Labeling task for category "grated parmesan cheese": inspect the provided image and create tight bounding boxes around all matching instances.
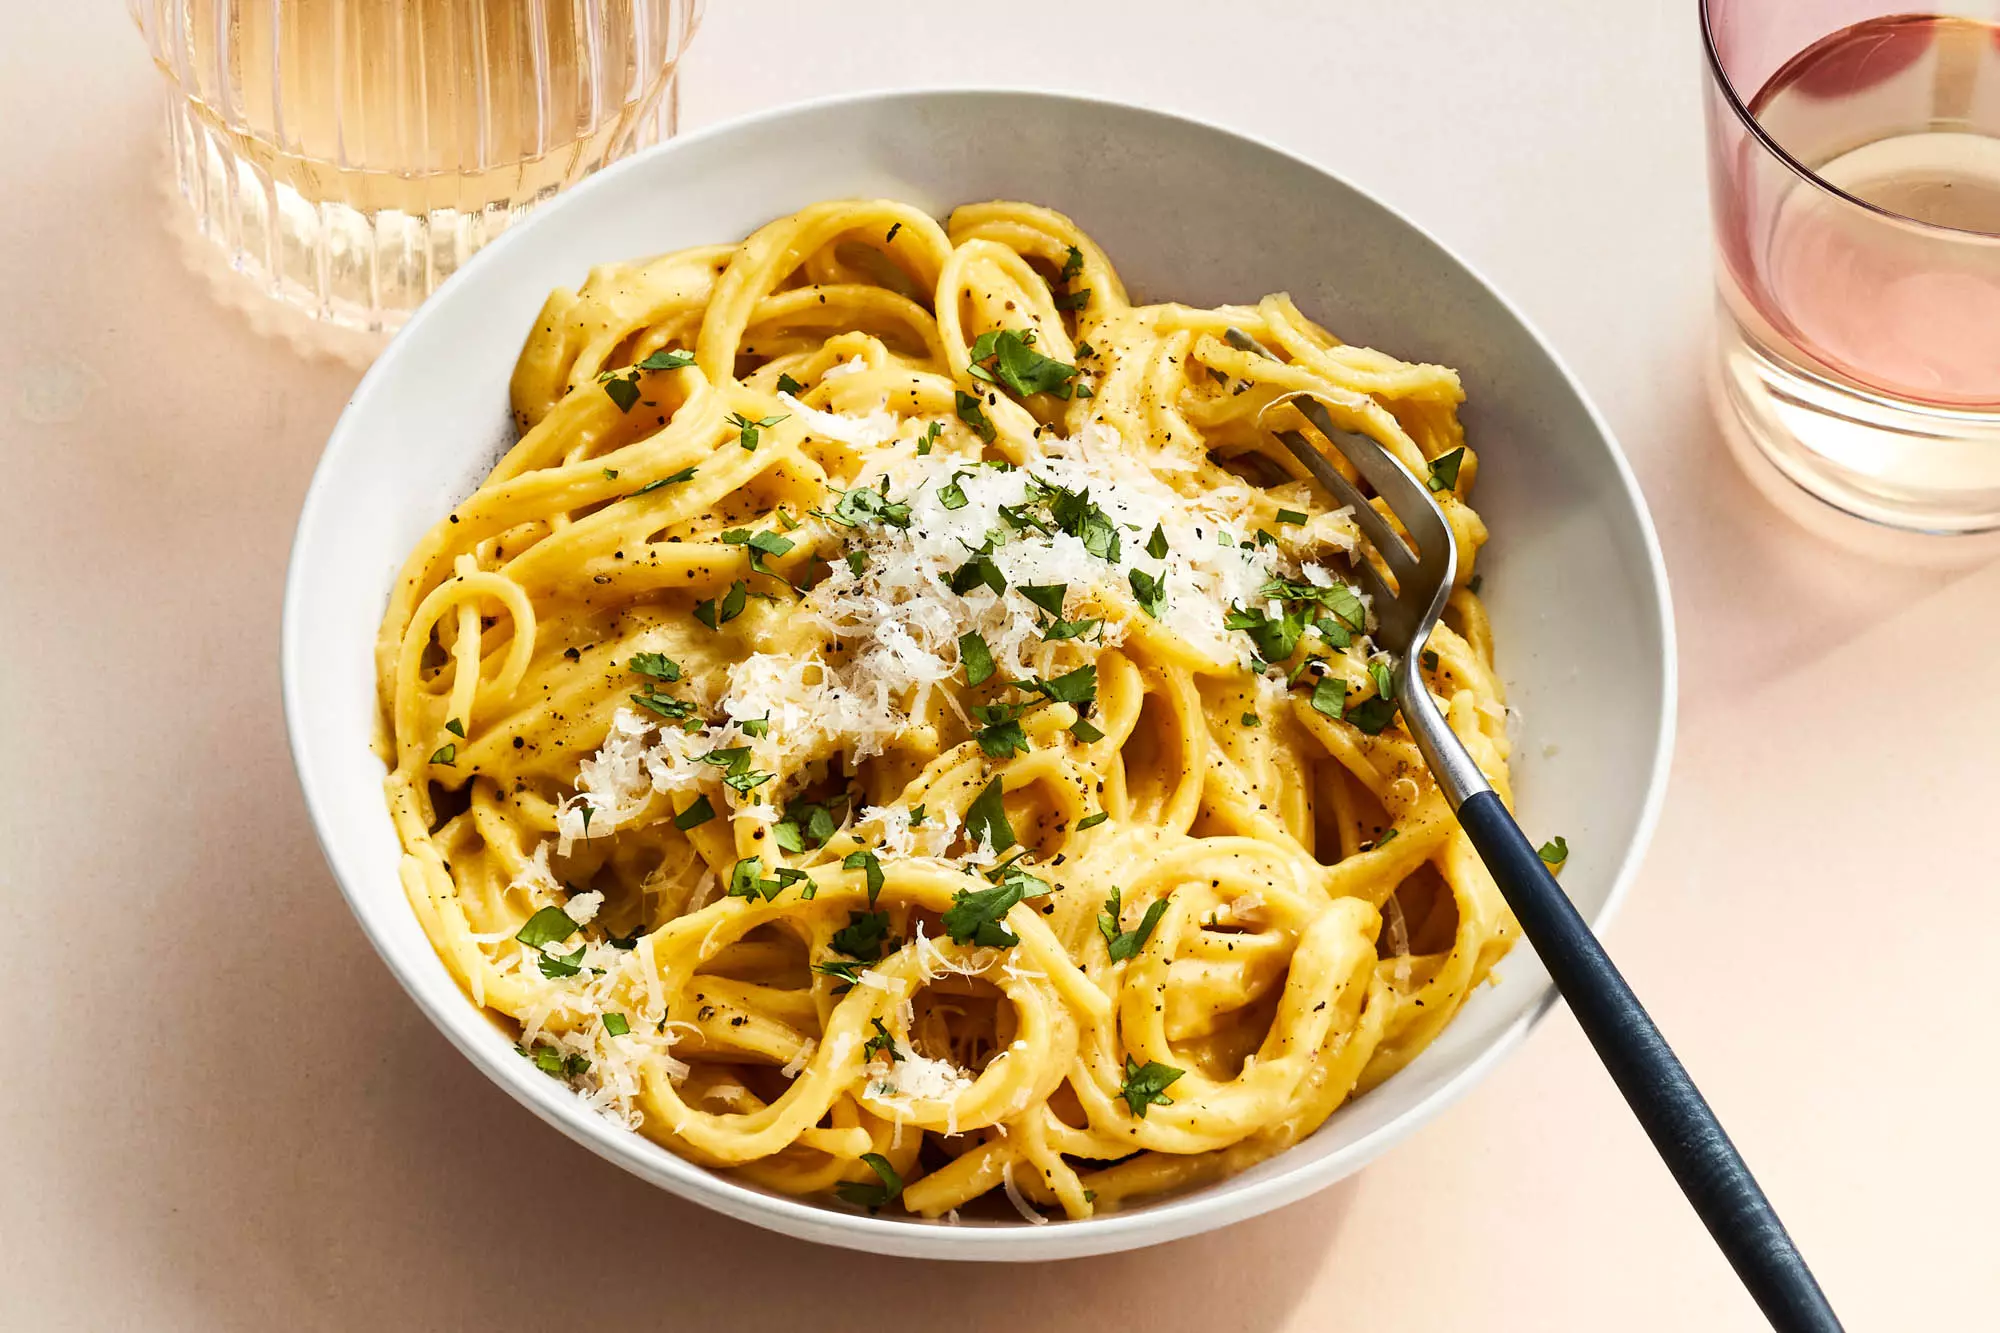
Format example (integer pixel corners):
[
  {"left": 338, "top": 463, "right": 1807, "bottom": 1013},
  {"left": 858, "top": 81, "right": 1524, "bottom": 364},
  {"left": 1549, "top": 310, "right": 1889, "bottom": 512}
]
[
  {"left": 1001, "top": 1162, "right": 1048, "bottom": 1225},
  {"left": 867, "top": 1047, "right": 974, "bottom": 1105},
  {"left": 856, "top": 803, "right": 960, "bottom": 858},
  {"left": 780, "top": 1037, "right": 818, "bottom": 1081},
  {"left": 551, "top": 417, "right": 1369, "bottom": 864},
  {"left": 776, "top": 390, "right": 902, "bottom": 448},
  {"left": 555, "top": 707, "right": 658, "bottom": 854}
]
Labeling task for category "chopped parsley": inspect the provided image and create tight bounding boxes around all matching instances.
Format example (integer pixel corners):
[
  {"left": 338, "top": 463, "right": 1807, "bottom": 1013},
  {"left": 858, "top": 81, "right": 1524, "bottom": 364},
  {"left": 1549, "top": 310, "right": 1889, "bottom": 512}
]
[
  {"left": 444, "top": 718, "right": 465, "bottom": 738},
  {"left": 954, "top": 389, "right": 996, "bottom": 443},
  {"left": 827, "top": 482, "right": 913, "bottom": 529},
  {"left": 1369, "top": 659, "right": 1397, "bottom": 702},
  {"left": 516, "top": 906, "right": 579, "bottom": 949},
  {"left": 727, "top": 858, "right": 813, "bottom": 903},
  {"left": 977, "top": 717, "right": 1030, "bottom": 759},
  {"left": 1230, "top": 573, "right": 1368, "bottom": 663},
  {"left": 629, "top": 465, "right": 697, "bottom": 497},
  {"left": 721, "top": 527, "right": 797, "bottom": 588},
  {"left": 959, "top": 630, "right": 996, "bottom": 686},
  {"left": 693, "top": 579, "right": 748, "bottom": 629},
  {"left": 1049, "top": 484, "right": 1119, "bottom": 560},
  {"left": 948, "top": 550, "right": 1007, "bottom": 597},
  {"left": 727, "top": 855, "right": 772, "bottom": 901},
  {"left": 1224, "top": 603, "right": 1303, "bottom": 664},
  {"left": 1098, "top": 889, "right": 1170, "bottom": 962},
  {"left": 1040, "top": 615, "right": 1099, "bottom": 642},
  {"left": 628, "top": 688, "right": 694, "bottom": 720},
  {"left": 775, "top": 372, "right": 807, "bottom": 396},
  {"left": 1427, "top": 447, "right": 1466, "bottom": 493},
  {"left": 1053, "top": 246, "right": 1091, "bottom": 311},
  {"left": 1075, "top": 811, "right": 1109, "bottom": 831},
  {"left": 536, "top": 942, "right": 585, "bottom": 978},
  {"left": 601, "top": 1012, "right": 631, "bottom": 1037},
  {"left": 698, "top": 744, "right": 772, "bottom": 793},
  {"left": 727, "top": 411, "right": 787, "bottom": 451},
  {"left": 1128, "top": 567, "right": 1165, "bottom": 618},
  {"left": 834, "top": 1153, "right": 903, "bottom": 1212},
  {"left": 916, "top": 421, "right": 941, "bottom": 455},
  {"left": 1310, "top": 676, "right": 1348, "bottom": 720},
  {"left": 1275, "top": 508, "right": 1309, "bottom": 526},
  {"left": 673, "top": 794, "right": 716, "bottom": 831},
  {"left": 937, "top": 473, "right": 970, "bottom": 510},
  {"left": 775, "top": 796, "right": 841, "bottom": 853},
  {"left": 603, "top": 377, "right": 642, "bottom": 412},
  {"left": 597, "top": 350, "right": 693, "bottom": 413},
  {"left": 842, "top": 849, "right": 886, "bottom": 906},
  {"left": 1537, "top": 835, "right": 1569, "bottom": 867},
  {"left": 629, "top": 652, "right": 682, "bottom": 682},
  {"left": 815, "top": 958, "right": 868, "bottom": 989},
  {"left": 1021, "top": 664, "right": 1098, "bottom": 707},
  {"left": 830, "top": 909, "right": 894, "bottom": 961},
  {"left": 1016, "top": 582, "right": 1068, "bottom": 617},
  {"left": 522, "top": 1041, "right": 590, "bottom": 1080},
  {"left": 968, "top": 328, "right": 1081, "bottom": 400},
  {"left": 1119, "top": 1057, "right": 1184, "bottom": 1118},
  {"left": 1145, "top": 523, "right": 1169, "bottom": 560},
  {"left": 964, "top": 778, "right": 1014, "bottom": 855},
  {"left": 429, "top": 743, "right": 457, "bottom": 765},
  {"left": 864, "top": 1017, "right": 899, "bottom": 1064},
  {"left": 942, "top": 877, "right": 1027, "bottom": 948},
  {"left": 1345, "top": 695, "right": 1398, "bottom": 735}
]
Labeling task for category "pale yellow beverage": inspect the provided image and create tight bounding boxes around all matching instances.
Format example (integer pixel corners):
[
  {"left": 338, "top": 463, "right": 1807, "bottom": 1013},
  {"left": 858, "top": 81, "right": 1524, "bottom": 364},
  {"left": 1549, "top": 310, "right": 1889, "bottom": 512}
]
[{"left": 130, "top": 0, "right": 704, "bottom": 330}]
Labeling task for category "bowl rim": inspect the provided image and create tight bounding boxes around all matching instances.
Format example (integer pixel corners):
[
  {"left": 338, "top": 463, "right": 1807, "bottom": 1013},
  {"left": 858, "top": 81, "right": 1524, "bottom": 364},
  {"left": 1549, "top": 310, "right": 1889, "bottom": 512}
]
[{"left": 281, "top": 85, "right": 1678, "bottom": 1260}]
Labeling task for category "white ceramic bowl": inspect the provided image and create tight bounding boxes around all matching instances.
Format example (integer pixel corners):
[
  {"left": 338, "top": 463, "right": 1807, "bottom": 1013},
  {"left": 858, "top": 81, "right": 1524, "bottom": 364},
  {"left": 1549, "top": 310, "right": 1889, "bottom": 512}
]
[{"left": 283, "top": 89, "right": 1675, "bottom": 1261}]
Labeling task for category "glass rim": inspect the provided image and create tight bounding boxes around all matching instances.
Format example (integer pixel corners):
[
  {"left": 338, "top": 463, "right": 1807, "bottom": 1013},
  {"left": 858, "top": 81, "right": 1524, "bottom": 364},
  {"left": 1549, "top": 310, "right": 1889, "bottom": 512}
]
[{"left": 1699, "top": 0, "right": 2000, "bottom": 242}]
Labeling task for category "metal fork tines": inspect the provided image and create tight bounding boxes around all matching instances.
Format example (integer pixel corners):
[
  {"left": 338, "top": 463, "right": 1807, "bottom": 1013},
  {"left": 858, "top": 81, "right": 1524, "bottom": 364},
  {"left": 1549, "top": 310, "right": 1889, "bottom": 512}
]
[
  {"left": 1223, "top": 326, "right": 1473, "bottom": 799},
  {"left": 1221, "top": 328, "right": 1454, "bottom": 651}
]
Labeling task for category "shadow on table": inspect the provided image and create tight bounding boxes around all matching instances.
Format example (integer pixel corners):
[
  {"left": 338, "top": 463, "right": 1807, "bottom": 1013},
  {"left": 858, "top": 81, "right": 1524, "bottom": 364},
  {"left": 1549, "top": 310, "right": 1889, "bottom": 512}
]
[{"left": 1632, "top": 334, "right": 1997, "bottom": 702}]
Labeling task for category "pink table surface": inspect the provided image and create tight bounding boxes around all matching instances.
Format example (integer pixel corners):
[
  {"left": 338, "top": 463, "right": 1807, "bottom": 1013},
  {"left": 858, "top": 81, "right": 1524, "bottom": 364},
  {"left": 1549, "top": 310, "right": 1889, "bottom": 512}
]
[{"left": 4, "top": 3, "right": 1993, "bottom": 1329}]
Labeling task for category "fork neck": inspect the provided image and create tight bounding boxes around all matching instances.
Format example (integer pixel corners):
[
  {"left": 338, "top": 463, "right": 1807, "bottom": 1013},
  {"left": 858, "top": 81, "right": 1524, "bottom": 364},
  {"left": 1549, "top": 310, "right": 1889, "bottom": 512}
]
[{"left": 1396, "top": 657, "right": 1493, "bottom": 812}]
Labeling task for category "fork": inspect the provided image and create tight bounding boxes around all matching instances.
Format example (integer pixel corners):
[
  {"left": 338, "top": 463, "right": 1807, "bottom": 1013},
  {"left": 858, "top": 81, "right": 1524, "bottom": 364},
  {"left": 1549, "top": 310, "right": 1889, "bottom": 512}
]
[{"left": 1224, "top": 329, "right": 1841, "bottom": 1332}]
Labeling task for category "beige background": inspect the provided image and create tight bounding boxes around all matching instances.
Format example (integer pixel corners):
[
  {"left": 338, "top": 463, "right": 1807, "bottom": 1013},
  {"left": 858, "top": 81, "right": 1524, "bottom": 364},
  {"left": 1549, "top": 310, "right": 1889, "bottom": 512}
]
[{"left": 4, "top": 2, "right": 1993, "bottom": 1329}]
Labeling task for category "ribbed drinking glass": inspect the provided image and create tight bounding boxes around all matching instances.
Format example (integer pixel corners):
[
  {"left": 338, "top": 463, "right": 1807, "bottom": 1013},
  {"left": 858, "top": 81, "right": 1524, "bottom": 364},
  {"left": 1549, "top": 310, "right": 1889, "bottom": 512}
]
[{"left": 130, "top": 0, "right": 705, "bottom": 332}]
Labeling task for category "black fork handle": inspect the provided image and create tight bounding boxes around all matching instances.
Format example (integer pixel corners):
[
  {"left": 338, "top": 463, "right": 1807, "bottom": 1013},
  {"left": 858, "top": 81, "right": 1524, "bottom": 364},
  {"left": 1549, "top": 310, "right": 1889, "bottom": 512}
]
[{"left": 1454, "top": 790, "right": 1842, "bottom": 1332}]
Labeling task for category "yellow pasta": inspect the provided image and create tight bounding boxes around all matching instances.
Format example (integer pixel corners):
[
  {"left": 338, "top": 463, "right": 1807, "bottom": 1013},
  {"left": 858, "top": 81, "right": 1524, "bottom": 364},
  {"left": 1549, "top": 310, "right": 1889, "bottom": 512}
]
[{"left": 376, "top": 199, "right": 1521, "bottom": 1221}]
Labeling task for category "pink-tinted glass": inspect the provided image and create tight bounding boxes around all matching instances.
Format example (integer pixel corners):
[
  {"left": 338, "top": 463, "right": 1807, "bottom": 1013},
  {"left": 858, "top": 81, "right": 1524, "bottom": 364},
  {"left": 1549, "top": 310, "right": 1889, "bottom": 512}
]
[{"left": 1704, "top": 0, "right": 2000, "bottom": 408}]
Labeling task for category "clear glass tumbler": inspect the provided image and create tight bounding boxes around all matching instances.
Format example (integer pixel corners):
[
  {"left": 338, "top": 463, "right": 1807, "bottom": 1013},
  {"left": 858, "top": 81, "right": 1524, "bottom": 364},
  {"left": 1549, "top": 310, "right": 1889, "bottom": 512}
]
[
  {"left": 130, "top": 0, "right": 705, "bottom": 332},
  {"left": 1703, "top": 0, "right": 2000, "bottom": 534}
]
